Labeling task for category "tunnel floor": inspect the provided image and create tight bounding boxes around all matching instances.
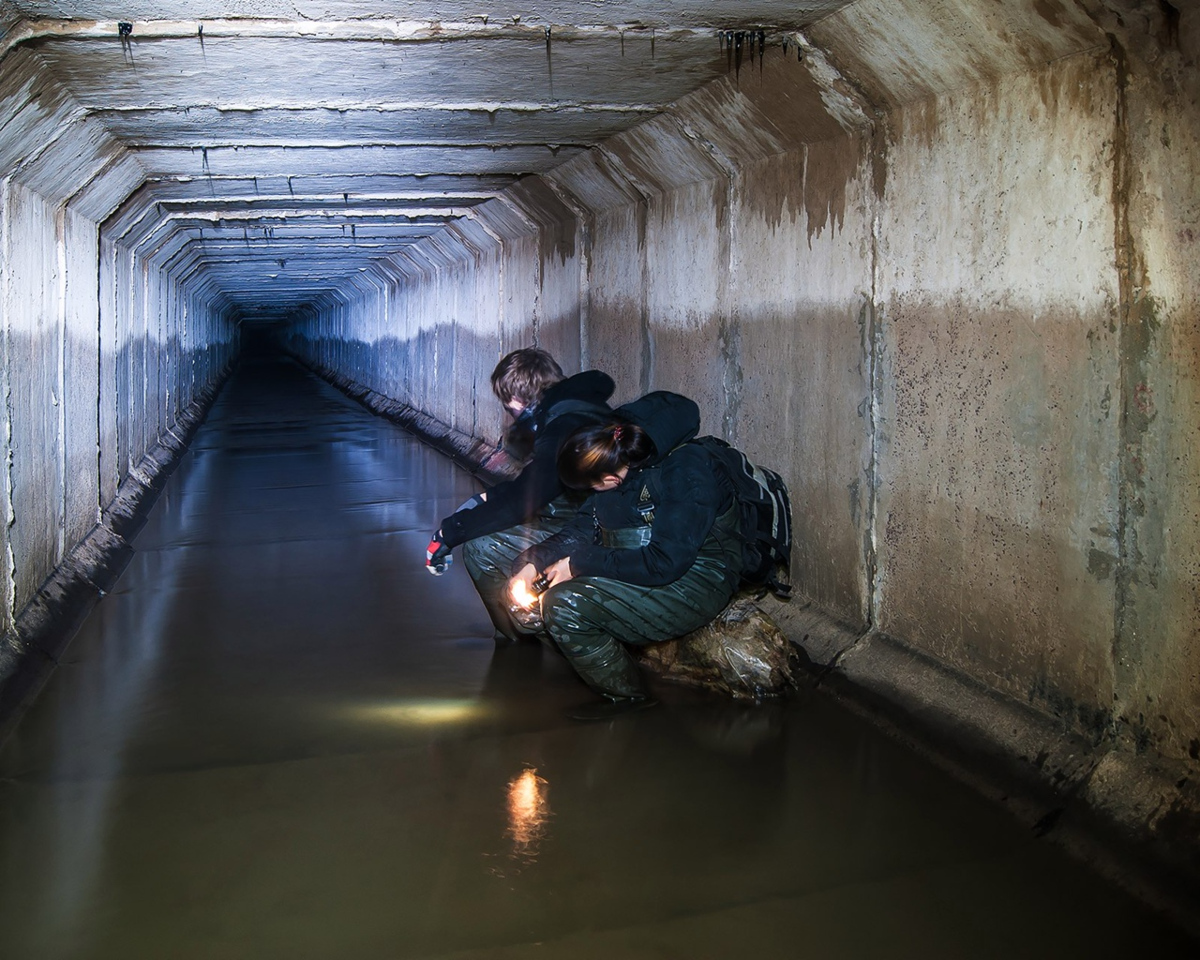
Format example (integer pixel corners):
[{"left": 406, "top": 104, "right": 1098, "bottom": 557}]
[{"left": 0, "top": 355, "right": 1191, "bottom": 959}]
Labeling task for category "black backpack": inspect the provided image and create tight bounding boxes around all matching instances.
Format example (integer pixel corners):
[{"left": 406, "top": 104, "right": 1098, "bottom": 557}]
[{"left": 691, "top": 436, "right": 793, "bottom": 597}]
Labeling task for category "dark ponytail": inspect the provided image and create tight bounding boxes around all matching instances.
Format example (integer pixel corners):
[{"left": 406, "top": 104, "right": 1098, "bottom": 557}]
[{"left": 557, "top": 420, "right": 656, "bottom": 490}]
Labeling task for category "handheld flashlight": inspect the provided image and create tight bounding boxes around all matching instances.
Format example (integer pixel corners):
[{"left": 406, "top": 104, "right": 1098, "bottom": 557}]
[{"left": 510, "top": 571, "right": 551, "bottom": 629}]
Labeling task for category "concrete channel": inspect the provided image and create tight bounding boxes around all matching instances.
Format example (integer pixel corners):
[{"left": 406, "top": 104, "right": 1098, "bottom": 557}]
[
  {"left": 0, "top": 352, "right": 1192, "bottom": 958},
  {"left": 0, "top": 1, "right": 1197, "bottom": 951}
]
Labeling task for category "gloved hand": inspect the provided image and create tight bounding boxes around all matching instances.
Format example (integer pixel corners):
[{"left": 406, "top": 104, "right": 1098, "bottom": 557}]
[{"left": 426, "top": 530, "right": 453, "bottom": 575}]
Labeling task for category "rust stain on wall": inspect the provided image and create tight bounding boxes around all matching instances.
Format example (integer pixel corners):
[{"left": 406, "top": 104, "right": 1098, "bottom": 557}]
[
  {"left": 740, "top": 150, "right": 803, "bottom": 234},
  {"left": 804, "top": 133, "right": 867, "bottom": 247},
  {"left": 1036, "top": 50, "right": 1104, "bottom": 121},
  {"left": 871, "top": 113, "right": 890, "bottom": 203},
  {"left": 894, "top": 97, "right": 940, "bottom": 155},
  {"left": 1034, "top": 0, "right": 1064, "bottom": 29}
]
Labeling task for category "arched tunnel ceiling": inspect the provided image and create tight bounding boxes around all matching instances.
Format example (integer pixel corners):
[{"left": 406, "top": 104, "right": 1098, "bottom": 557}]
[{"left": 0, "top": 1, "right": 856, "bottom": 323}]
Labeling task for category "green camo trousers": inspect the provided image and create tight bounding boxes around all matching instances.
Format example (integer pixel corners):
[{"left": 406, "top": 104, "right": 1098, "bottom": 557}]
[
  {"left": 460, "top": 497, "right": 579, "bottom": 642},
  {"left": 540, "top": 508, "right": 743, "bottom": 699}
]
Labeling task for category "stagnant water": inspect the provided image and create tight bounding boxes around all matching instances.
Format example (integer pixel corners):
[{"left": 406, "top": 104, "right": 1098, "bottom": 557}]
[{"left": 0, "top": 354, "right": 1191, "bottom": 959}]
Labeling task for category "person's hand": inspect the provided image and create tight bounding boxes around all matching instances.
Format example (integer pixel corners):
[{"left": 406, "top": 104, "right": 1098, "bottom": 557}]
[
  {"left": 543, "top": 556, "right": 574, "bottom": 587},
  {"left": 426, "top": 530, "right": 452, "bottom": 575},
  {"left": 509, "top": 563, "right": 538, "bottom": 605}
]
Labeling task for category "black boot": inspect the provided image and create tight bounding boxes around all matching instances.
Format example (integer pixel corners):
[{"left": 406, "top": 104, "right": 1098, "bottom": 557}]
[{"left": 566, "top": 695, "right": 658, "bottom": 722}]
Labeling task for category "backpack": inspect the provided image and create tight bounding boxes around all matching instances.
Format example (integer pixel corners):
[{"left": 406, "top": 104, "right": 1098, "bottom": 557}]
[{"left": 690, "top": 436, "right": 793, "bottom": 598}]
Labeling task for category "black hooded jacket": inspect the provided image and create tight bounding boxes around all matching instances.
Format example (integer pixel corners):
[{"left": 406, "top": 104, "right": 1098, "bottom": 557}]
[
  {"left": 516, "top": 391, "right": 737, "bottom": 586},
  {"left": 438, "top": 370, "right": 615, "bottom": 549}
]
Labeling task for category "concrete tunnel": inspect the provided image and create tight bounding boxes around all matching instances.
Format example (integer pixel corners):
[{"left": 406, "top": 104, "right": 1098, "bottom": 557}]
[{"left": 0, "top": 0, "right": 1197, "bottom": 939}]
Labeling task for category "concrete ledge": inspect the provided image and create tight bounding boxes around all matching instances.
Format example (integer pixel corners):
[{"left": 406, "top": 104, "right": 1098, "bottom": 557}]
[
  {"left": 0, "top": 369, "right": 231, "bottom": 746},
  {"left": 294, "top": 355, "right": 521, "bottom": 485},
  {"left": 759, "top": 596, "right": 1200, "bottom": 938}
]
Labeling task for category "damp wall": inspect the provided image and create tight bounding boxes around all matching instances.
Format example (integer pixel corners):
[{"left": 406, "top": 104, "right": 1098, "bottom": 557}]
[
  {"left": 284, "top": 0, "right": 1200, "bottom": 854},
  {"left": 0, "top": 52, "right": 238, "bottom": 691}
]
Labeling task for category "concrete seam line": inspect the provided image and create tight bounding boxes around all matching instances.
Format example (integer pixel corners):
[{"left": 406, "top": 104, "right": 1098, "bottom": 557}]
[
  {"left": 55, "top": 205, "right": 68, "bottom": 566},
  {"left": 94, "top": 217, "right": 103, "bottom": 529},
  {"left": 1, "top": 176, "right": 15, "bottom": 631},
  {"left": 4, "top": 19, "right": 720, "bottom": 53},
  {"left": 819, "top": 624, "right": 875, "bottom": 680},
  {"left": 98, "top": 101, "right": 663, "bottom": 116}
]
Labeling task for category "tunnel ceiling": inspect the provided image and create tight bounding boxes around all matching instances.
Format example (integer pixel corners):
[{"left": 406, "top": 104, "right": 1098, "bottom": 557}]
[{"left": 0, "top": 1, "right": 854, "bottom": 323}]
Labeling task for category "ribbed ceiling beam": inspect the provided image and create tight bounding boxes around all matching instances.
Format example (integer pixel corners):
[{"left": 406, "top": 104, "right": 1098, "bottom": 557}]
[
  {"left": 1, "top": 2, "right": 843, "bottom": 316},
  {"left": 5, "top": 19, "right": 725, "bottom": 54}
]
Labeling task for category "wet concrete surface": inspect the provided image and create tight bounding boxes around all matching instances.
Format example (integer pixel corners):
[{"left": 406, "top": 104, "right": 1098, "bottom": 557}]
[{"left": 0, "top": 354, "right": 1192, "bottom": 959}]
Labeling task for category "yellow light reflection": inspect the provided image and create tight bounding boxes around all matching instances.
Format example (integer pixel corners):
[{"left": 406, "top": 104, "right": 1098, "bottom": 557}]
[
  {"left": 510, "top": 578, "right": 538, "bottom": 609},
  {"left": 346, "top": 699, "right": 486, "bottom": 726},
  {"left": 506, "top": 767, "right": 551, "bottom": 859}
]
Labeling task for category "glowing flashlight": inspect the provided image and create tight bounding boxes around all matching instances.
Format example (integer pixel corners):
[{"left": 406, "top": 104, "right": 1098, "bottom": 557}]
[{"left": 509, "top": 573, "right": 550, "bottom": 628}]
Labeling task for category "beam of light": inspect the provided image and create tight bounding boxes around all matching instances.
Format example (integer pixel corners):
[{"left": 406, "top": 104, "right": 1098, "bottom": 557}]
[
  {"left": 506, "top": 766, "right": 551, "bottom": 860},
  {"left": 345, "top": 698, "right": 487, "bottom": 726}
]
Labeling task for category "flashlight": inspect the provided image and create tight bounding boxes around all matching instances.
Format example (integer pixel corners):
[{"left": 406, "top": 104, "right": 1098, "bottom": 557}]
[{"left": 510, "top": 571, "right": 551, "bottom": 629}]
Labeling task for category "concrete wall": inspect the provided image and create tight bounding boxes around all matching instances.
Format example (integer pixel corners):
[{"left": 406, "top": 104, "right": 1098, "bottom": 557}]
[
  {"left": 0, "top": 53, "right": 238, "bottom": 692},
  {"left": 873, "top": 51, "right": 1122, "bottom": 728},
  {"left": 288, "top": 177, "right": 586, "bottom": 461},
  {"left": 284, "top": 0, "right": 1197, "bottom": 887}
]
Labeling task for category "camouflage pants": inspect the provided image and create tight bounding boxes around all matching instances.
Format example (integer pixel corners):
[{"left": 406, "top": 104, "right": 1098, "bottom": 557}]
[
  {"left": 460, "top": 496, "right": 580, "bottom": 642},
  {"left": 540, "top": 507, "right": 743, "bottom": 699}
]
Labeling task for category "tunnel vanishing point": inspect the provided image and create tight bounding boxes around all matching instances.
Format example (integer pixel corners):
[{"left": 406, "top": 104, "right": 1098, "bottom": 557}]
[{"left": 0, "top": 0, "right": 1196, "bottom": 933}]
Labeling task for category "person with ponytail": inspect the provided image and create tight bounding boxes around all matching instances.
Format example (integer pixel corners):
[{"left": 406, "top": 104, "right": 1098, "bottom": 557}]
[{"left": 509, "top": 391, "right": 744, "bottom": 715}]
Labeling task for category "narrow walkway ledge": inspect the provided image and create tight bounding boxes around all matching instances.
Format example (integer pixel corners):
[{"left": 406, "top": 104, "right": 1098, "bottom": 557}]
[
  {"left": 308, "top": 358, "right": 1200, "bottom": 939},
  {"left": 764, "top": 597, "right": 1200, "bottom": 938},
  {"left": 298, "top": 356, "right": 520, "bottom": 488}
]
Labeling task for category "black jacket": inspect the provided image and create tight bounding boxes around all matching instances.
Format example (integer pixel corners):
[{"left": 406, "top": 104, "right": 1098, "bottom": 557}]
[
  {"left": 516, "top": 391, "right": 736, "bottom": 586},
  {"left": 438, "top": 370, "right": 615, "bottom": 549}
]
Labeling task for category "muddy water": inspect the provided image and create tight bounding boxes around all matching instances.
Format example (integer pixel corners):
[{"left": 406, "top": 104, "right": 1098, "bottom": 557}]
[{"left": 0, "top": 355, "right": 1190, "bottom": 959}]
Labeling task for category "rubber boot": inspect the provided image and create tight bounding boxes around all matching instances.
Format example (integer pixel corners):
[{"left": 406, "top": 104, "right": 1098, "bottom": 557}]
[
  {"left": 566, "top": 696, "right": 658, "bottom": 722},
  {"left": 560, "top": 639, "right": 657, "bottom": 721},
  {"left": 561, "top": 634, "right": 648, "bottom": 699}
]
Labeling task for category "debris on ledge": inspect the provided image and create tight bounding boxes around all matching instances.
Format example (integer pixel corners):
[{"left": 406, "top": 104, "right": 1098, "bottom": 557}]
[{"left": 635, "top": 597, "right": 794, "bottom": 700}]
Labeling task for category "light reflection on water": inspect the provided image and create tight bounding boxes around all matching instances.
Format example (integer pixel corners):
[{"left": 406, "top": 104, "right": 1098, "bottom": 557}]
[
  {"left": 28, "top": 436, "right": 218, "bottom": 956},
  {"left": 506, "top": 766, "right": 551, "bottom": 861},
  {"left": 343, "top": 698, "right": 489, "bottom": 727}
]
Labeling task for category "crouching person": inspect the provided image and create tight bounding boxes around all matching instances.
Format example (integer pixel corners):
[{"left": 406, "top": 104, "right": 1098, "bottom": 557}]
[
  {"left": 425, "top": 347, "right": 614, "bottom": 643},
  {"left": 509, "top": 391, "right": 744, "bottom": 715}
]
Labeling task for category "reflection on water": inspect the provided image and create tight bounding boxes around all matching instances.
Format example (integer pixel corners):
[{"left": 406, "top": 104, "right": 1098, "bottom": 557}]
[
  {"left": 24, "top": 428, "right": 218, "bottom": 957},
  {"left": 506, "top": 767, "right": 551, "bottom": 861},
  {"left": 344, "top": 698, "right": 489, "bottom": 727}
]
